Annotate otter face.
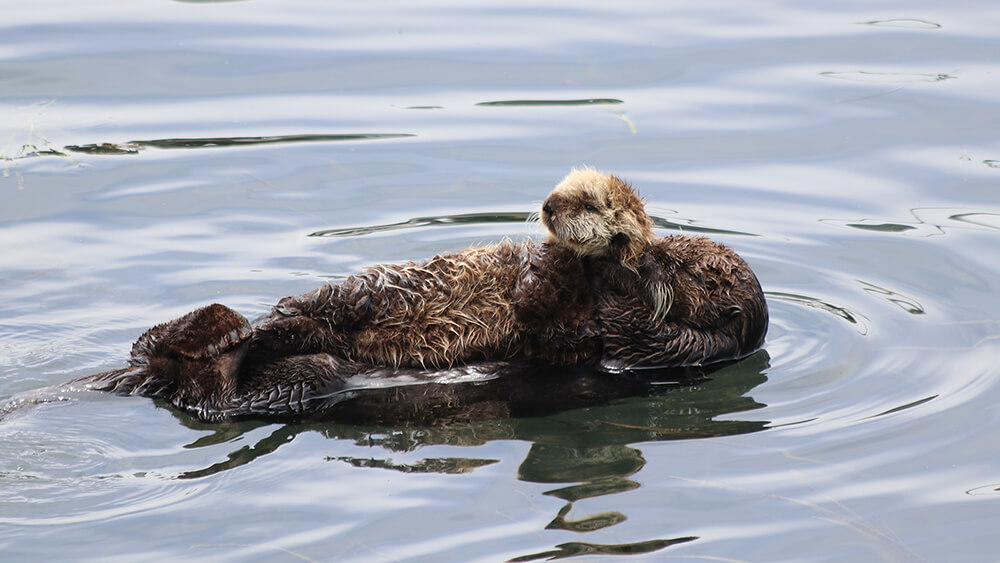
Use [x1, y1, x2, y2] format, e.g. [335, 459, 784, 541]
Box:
[541, 168, 653, 267]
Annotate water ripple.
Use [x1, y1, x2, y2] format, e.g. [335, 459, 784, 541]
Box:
[509, 536, 697, 562]
[475, 98, 623, 107]
[856, 280, 925, 315]
[65, 133, 416, 154]
[0, 404, 206, 525]
[309, 212, 757, 238]
[309, 212, 534, 238]
[765, 291, 871, 334]
[820, 70, 955, 83]
[856, 18, 942, 30]
[824, 208, 1000, 237]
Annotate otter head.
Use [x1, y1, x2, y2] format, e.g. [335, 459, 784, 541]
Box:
[541, 168, 654, 270]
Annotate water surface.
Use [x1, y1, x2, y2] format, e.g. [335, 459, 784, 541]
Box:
[2, 0, 1000, 561]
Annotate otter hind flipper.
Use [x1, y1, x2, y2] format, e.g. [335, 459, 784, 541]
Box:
[227, 353, 354, 421]
[66, 304, 253, 405]
[133, 303, 252, 363]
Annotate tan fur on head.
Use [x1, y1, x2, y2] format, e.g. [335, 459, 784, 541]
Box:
[540, 167, 654, 270]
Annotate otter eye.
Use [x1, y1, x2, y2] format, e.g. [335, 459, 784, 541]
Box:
[584, 203, 598, 213]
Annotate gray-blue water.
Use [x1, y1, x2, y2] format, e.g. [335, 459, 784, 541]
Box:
[2, 1, 999, 561]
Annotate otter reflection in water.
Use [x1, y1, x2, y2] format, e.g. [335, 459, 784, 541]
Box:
[28, 168, 767, 422]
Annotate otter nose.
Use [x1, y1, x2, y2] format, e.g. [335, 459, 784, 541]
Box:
[542, 195, 560, 216]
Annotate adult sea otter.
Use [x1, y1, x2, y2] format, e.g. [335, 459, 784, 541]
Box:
[23, 168, 767, 422]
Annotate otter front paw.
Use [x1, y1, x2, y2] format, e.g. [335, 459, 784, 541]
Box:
[251, 313, 334, 358]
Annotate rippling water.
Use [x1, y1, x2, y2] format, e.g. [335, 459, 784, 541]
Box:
[2, 0, 999, 561]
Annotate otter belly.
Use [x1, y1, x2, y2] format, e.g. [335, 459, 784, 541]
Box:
[249, 242, 542, 369]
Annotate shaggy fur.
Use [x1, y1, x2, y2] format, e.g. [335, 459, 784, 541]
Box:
[247, 241, 598, 369]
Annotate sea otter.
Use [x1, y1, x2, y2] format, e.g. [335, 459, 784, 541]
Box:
[38, 168, 766, 422]
[538, 168, 767, 369]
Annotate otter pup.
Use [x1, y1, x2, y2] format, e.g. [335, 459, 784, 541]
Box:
[539, 168, 768, 368]
[50, 168, 766, 421]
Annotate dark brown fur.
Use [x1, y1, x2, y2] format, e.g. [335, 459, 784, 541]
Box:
[589, 238, 768, 368]
[48, 168, 767, 422]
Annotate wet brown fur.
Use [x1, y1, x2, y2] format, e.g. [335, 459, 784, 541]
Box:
[247, 240, 599, 369]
